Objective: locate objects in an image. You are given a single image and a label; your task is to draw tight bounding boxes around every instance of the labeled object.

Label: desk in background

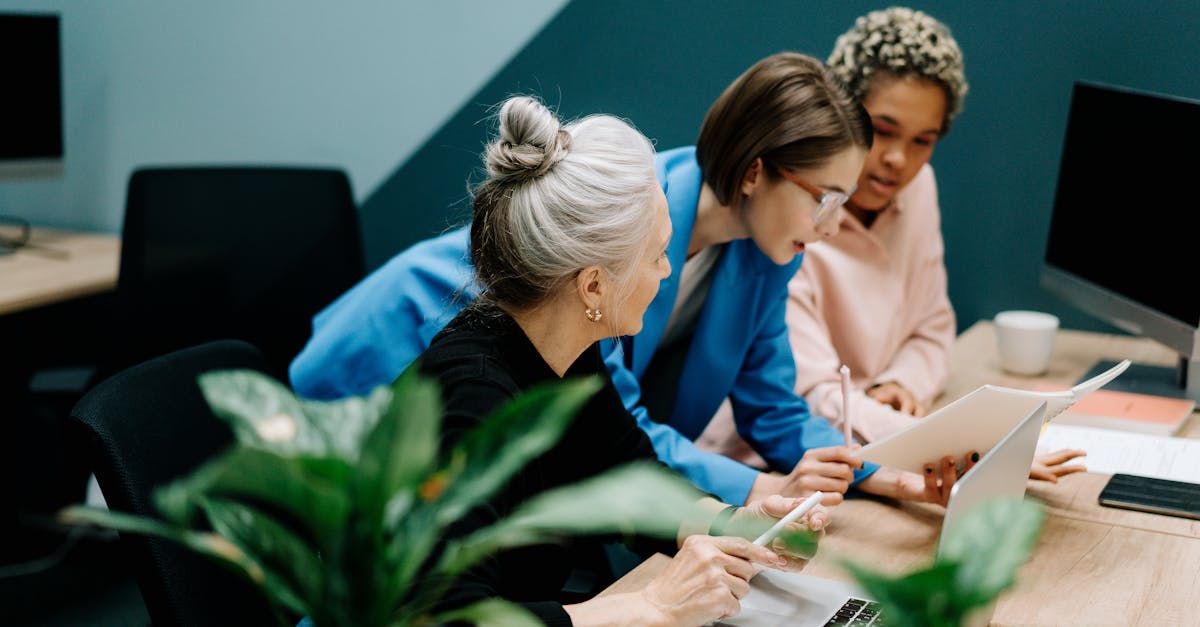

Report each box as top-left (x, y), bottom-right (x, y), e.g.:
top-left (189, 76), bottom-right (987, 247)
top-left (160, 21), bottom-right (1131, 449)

top-left (604, 321), bottom-right (1200, 626)
top-left (0, 227), bottom-right (120, 316)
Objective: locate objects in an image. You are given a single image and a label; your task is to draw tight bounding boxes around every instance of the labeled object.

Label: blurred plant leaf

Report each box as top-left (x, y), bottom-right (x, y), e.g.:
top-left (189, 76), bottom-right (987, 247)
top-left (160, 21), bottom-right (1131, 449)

top-left (438, 462), bottom-right (701, 577)
top-left (296, 386), bottom-right (395, 459)
top-left (201, 498), bottom-right (321, 617)
top-left (58, 505), bottom-right (268, 585)
top-left (843, 560), bottom-right (963, 627)
top-left (200, 370), bottom-right (391, 459)
top-left (430, 376), bottom-right (603, 528)
top-left (62, 369), bottom-right (674, 627)
top-left (154, 446), bottom-right (352, 549)
top-left (939, 497), bottom-right (1046, 601)
top-left (358, 368), bottom-right (442, 521)
top-left (382, 376), bottom-right (602, 607)
top-left (842, 496), bottom-right (1046, 627)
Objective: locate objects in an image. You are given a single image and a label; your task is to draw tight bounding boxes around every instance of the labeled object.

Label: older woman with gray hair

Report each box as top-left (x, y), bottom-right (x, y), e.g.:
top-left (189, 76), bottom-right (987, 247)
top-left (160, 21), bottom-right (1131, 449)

top-left (414, 94), bottom-right (827, 626)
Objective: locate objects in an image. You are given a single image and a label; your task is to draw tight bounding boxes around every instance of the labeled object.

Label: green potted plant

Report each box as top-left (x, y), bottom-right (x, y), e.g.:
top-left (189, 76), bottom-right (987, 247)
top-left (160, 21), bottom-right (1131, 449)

top-left (843, 497), bottom-right (1046, 627)
top-left (60, 368), bottom-right (737, 627)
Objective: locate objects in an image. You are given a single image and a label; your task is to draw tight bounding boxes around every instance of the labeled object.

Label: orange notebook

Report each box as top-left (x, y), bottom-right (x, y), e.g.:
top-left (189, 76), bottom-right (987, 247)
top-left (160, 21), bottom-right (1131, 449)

top-left (1036, 384), bottom-right (1196, 436)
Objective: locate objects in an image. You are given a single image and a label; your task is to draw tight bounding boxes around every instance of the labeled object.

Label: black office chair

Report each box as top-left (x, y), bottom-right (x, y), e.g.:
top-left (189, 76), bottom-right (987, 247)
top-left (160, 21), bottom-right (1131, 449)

top-left (111, 166), bottom-right (366, 382)
top-left (69, 339), bottom-right (287, 627)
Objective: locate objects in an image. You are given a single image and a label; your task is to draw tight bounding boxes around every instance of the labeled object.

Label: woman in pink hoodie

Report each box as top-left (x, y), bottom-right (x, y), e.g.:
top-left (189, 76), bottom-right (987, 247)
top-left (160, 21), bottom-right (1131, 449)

top-left (705, 7), bottom-right (1083, 482)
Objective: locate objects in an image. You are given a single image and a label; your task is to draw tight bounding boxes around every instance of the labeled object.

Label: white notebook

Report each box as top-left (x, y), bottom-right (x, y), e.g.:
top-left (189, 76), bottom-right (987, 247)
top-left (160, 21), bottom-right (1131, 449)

top-left (851, 360), bottom-right (1131, 473)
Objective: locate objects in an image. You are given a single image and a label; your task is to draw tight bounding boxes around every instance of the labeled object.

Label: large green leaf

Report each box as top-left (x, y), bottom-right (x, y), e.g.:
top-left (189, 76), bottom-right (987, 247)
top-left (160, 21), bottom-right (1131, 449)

top-left (154, 446), bottom-right (353, 549)
top-left (357, 368), bottom-right (442, 522)
top-left (380, 376), bottom-right (603, 605)
top-left (201, 498), bottom-right (322, 618)
top-left (428, 598), bottom-right (543, 627)
top-left (840, 496), bottom-right (1046, 627)
top-left (297, 385), bottom-right (395, 460)
top-left (842, 560), bottom-right (963, 627)
top-left (437, 462), bottom-right (701, 577)
top-left (199, 370), bottom-right (391, 460)
top-left (937, 497), bottom-right (1045, 600)
top-left (430, 376), bottom-right (603, 528)
top-left (59, 505), bottom-right (268, 586)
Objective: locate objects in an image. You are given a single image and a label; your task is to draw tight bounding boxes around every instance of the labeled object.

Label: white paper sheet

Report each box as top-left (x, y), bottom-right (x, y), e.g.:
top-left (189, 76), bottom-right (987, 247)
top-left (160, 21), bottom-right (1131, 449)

top-left (1038, 423), bottom-right (1200, 482)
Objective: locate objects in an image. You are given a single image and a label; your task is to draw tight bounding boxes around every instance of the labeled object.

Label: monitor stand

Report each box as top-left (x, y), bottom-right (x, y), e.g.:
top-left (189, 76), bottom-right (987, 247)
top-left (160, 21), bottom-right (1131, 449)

top-left (1080, 357), bottom-right (1200, 402)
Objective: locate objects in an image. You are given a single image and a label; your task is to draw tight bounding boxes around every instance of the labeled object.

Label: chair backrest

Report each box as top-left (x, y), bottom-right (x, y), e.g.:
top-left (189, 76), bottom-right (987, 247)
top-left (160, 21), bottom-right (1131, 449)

top-left (116, 166), bottom-right (365, 380)
top-left (70, 339), bottom-right (283, 627)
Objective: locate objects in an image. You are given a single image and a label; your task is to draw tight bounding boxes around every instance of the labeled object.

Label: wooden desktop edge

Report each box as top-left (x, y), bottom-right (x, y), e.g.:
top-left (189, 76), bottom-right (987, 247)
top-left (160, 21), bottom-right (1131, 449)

top-left (597, 321), bottom-right (1200, 622)
top-left (0, 227), bottom-right (120, 315)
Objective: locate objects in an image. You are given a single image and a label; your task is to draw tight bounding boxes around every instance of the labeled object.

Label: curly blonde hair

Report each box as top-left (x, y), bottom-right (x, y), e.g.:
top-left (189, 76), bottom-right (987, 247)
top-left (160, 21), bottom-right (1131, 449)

top-left (827, 6), bottom-right (968, 135)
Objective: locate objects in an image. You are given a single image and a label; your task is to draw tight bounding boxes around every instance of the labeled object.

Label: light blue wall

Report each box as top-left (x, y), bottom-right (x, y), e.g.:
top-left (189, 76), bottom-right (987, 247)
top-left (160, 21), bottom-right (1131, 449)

top-left (0, 0), bottom-right (567, 232)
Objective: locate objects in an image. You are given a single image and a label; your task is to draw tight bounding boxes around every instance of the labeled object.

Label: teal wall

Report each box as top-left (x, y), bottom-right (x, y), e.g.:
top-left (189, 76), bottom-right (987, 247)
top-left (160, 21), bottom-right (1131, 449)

top-left (364, 0), bottom-right (1200, 334)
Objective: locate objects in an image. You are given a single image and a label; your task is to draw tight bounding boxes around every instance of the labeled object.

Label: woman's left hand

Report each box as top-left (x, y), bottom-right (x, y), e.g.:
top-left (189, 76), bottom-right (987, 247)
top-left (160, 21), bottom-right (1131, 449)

top-left (1030, 448), bottom-right (1087, 482)
top-left (867, 381), bottom-right (927, 417)
top-left (859, 451), bottom-right (978, 506)
top-left (727, 495), bottom-right (829, 570)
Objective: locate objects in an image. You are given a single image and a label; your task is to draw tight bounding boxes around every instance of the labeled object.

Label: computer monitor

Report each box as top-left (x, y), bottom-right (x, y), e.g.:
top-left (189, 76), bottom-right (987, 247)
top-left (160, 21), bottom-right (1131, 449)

top-left (0, 12), bottom-right (64, 180)
top-left (1041, 81), bottom-right (1200, 401)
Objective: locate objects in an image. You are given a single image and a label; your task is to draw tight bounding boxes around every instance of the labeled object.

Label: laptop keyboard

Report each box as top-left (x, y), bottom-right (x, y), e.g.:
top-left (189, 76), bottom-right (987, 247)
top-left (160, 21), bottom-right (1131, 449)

top-left (824, 597), bottom-right (885, 626)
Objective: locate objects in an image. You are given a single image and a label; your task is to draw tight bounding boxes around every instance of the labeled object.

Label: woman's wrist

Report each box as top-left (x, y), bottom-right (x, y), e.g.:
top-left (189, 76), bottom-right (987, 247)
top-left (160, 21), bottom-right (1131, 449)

top-left (564, 592), bottom-right (672, 627)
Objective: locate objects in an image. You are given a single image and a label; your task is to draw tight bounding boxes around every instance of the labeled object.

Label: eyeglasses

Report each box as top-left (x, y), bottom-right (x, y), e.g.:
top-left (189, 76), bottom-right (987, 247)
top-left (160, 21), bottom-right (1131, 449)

top-left (776, 169), bottom-right (854, 225)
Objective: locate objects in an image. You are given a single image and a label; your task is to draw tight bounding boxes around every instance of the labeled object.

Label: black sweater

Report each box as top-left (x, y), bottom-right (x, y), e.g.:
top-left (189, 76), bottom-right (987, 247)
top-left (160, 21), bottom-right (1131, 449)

top-left (415, 303), bottom-right (672, 626)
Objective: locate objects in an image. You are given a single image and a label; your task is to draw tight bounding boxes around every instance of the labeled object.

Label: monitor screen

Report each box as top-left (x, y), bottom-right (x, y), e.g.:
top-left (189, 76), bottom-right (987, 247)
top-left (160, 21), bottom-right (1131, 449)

top-left (1042, 81), bottom-right (1200, 399)
top-left (0, 13), bottom-right (63, 178)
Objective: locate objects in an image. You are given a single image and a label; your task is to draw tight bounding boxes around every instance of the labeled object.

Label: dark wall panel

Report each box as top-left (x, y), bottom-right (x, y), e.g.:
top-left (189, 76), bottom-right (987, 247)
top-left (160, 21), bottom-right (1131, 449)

top-left (361, 0), bottom-right (1200, 334)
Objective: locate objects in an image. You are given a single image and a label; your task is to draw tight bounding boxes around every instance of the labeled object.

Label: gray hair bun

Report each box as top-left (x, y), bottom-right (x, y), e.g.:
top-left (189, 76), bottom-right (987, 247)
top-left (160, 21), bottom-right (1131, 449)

top-left (486, 96), bottom-right (572, 180)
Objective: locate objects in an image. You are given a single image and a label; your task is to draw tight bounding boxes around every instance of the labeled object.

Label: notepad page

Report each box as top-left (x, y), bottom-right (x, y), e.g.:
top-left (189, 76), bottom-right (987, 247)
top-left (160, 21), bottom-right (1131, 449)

top-left (1039, 423), bottom-right (1200, 482)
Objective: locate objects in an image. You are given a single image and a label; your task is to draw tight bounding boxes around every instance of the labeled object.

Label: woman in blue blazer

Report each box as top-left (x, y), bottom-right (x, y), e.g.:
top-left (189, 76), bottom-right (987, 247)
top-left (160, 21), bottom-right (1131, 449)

top-left (291, 53), bottom-right (961, 507)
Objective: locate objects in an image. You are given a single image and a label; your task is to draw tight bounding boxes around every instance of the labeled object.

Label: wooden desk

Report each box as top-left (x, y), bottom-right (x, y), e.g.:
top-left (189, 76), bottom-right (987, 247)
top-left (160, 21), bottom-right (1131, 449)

top-left (0, 228), bottom-right (120, 315)
top-left (941, 321), bottom-right (1197, 440)
top-left (605, 321), bottom-right (1200, 626)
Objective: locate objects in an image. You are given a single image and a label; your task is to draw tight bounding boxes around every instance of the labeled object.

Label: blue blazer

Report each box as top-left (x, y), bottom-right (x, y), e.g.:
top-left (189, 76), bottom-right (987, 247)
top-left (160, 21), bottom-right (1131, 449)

top-left (290, 146), bottom-right (871, 504)
top-left (289, 228), bottom-right (479, 400)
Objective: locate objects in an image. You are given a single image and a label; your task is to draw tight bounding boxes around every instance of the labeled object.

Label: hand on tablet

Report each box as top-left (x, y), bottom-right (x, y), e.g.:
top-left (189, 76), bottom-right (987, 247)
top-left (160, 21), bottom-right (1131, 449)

top-left (857, 451), bottom-right (978, 506)
top-left (918, 452), bottom-right (980, 505)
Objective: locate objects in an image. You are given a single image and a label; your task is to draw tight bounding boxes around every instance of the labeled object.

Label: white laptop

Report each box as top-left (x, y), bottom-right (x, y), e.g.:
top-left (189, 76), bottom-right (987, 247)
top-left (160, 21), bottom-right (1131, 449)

top-left (717, 401), bottom-right (1048, 626)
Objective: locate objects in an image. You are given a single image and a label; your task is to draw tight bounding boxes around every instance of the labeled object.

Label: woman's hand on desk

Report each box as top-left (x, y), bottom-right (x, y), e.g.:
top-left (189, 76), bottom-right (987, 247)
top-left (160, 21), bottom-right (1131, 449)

top-left (745, 446), bottom-right (861, 506)
top-left (566, 536), bottom-right (789, 627)
top-left (857, 452), bottom-right (978, 506)
top-left (1029, 448), bottom-right (1087, 482)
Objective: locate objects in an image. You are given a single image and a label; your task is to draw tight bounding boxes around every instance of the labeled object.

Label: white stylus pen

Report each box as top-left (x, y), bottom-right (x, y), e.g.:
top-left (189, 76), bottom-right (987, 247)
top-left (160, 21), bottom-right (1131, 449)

top-left (752, 491), bottom-right (823, 546)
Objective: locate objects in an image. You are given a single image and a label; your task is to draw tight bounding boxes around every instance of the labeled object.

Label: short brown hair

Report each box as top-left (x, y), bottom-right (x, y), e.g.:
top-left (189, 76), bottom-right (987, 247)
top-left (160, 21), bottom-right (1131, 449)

top-left (696, 52), bottom-right (873, 210)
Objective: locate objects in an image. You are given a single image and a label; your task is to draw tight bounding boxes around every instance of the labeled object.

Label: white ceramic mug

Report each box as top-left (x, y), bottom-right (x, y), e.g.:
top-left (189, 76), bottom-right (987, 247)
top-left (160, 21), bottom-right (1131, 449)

top-left (993, 310), bottom-right (1059, 376)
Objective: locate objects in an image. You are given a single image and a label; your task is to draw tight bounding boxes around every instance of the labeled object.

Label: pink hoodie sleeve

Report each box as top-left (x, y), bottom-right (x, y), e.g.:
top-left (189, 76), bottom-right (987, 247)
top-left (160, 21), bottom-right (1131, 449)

top-left (787, 270), bottom-right (919, 443)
